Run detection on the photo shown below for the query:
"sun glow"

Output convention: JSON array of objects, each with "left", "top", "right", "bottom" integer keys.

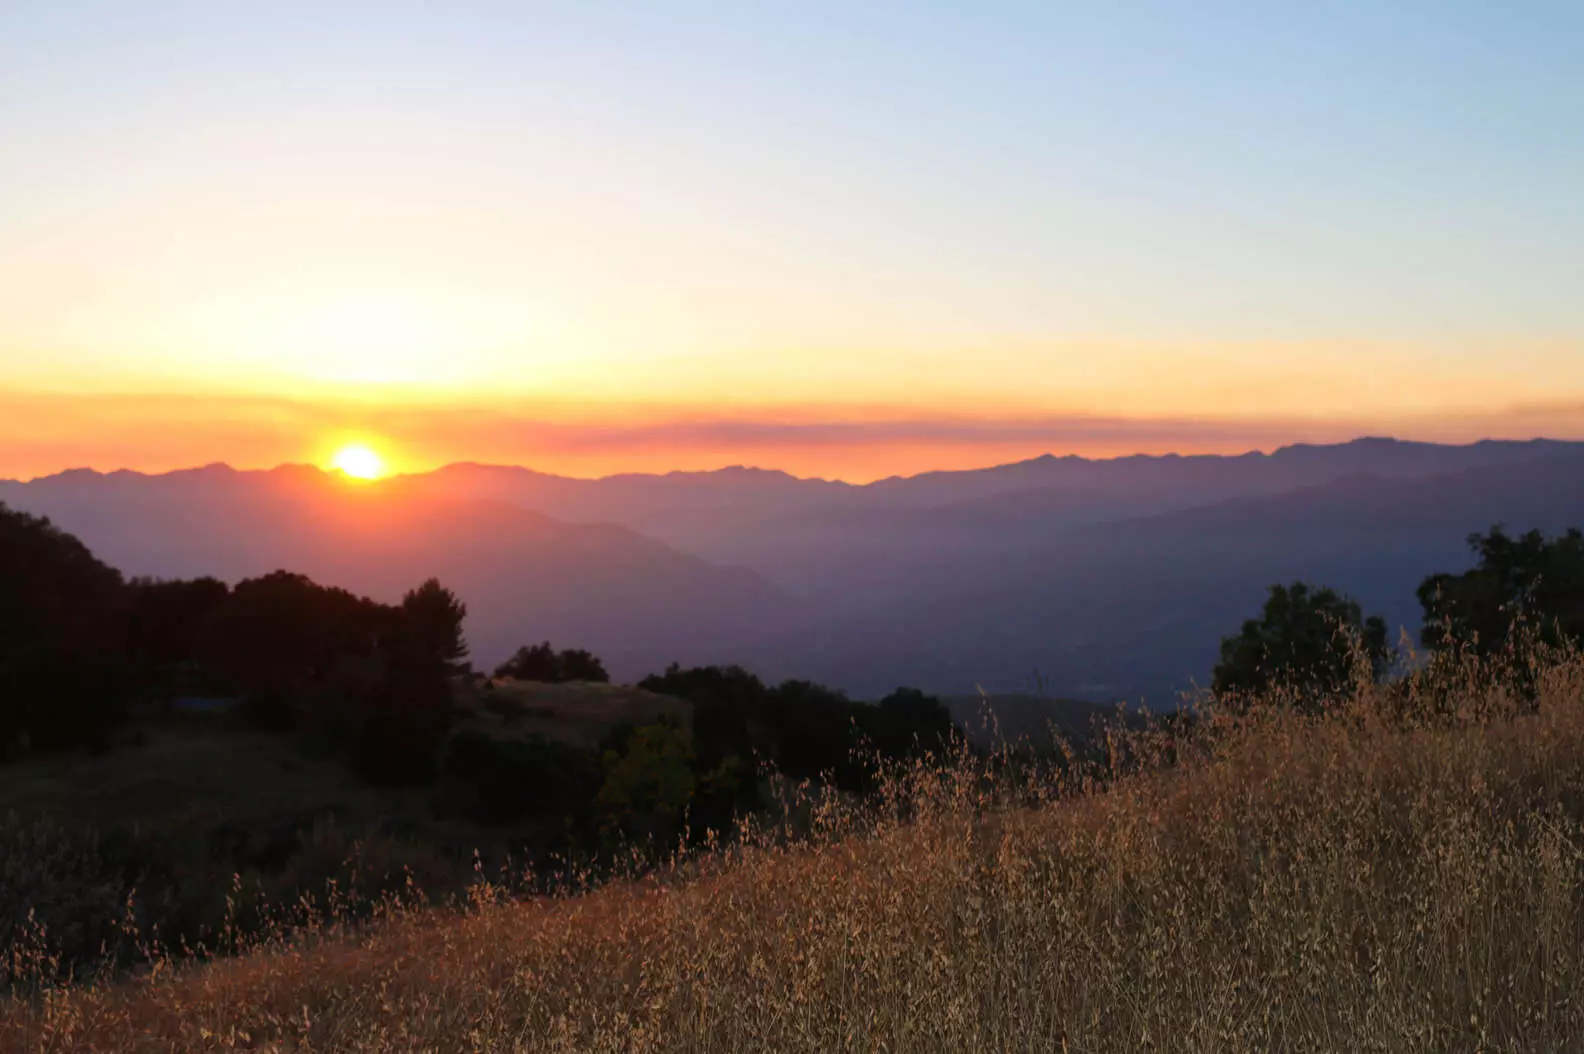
[{"left": 330, "top": 444, "right": 385, "bottom": 480}]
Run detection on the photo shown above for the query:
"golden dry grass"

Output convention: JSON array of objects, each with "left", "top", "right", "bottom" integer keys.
[{"left": 8, "top": 655, "right": 1584, "bottom": 1052}]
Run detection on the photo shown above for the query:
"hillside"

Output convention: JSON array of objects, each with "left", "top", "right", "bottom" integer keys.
[{"left": 8, "top": 655, "right": 1584, "bottom": 1051}]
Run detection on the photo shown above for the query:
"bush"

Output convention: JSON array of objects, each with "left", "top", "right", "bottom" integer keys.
[
  {"left": 1420, "top": 525, "right": 1584, "bottom": 655},
  {"left": 494, "top": 642, "right": 609, "bottom": 684},
  {"left": 1213, "top": 581, "right": 1389, "bottom": 705},
  {"left": 438, "top": 732, "right": 603, "bottom": 827}
]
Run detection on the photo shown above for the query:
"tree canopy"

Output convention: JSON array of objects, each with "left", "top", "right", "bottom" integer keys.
[
  {"left": 0, "top": 504, "right": 128, "bottom": 753},
  {"left": 1418, "top": 526, "right": 1584, "bottom": 655},
  {"left": 494, "top": 642, "right": 609, "bottom": 684},
  {"left": 1213, "top": 582, "right": 1389, "bottom": 703}
]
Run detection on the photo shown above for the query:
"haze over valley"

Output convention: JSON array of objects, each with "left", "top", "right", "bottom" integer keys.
[{"left": 10, "top": 436, "right": 1582, "bottom": 702}]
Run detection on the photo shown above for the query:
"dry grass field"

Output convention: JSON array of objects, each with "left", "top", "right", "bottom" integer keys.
[{"left": 7, "top": 652, "right": 1584, "bottom": 1052}]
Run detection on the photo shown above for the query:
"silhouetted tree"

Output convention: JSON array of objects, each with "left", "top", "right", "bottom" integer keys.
[
  {"left": 1213, "top": 582, "right": 1389, "bottom": 704},
  {"left": 494, "top": 642, "right": 609, "bottom": 683},
  {"left": 0, "top": 504, "right": 128, "bottom": 754},
  {"left": 399, "top": 578, "right": 470, "bottom": 672},
  {"left": 196, "top": 571, "right": 387, "bottom": 724},
  {"left": 639, "top": 663, "right": 768, "bottom": 770},
  {"left": 1419, "top": 526, "right": 1584, "bottom": 655},
  {"left": 123, "top": 576, "right": 230, "bottom": 696},
  {"left": 557, "top": 648, "right": 609, "bottom": 683},
  {"left": 764, "top": 679, "right": 856, "bottom": 784},
  {"left": 864, "top": 687, "right": 958, "bottom": 759}
]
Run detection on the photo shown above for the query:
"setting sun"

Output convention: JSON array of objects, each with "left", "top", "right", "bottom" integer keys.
[{"left": 329, "top": 444, "right": 385, "bottom": 480}]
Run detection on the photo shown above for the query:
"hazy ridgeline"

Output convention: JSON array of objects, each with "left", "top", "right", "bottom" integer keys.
[
  {"left": 7, "top": 647, "right": 1584, "bottom": 1052},
  {"left": 9, "top": 438, "right": 1584, "bottom": 701}
]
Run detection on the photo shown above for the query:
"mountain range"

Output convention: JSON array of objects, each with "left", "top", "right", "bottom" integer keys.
[{"left": 6, "top": 437, "right": 1583, "bottom": 703}]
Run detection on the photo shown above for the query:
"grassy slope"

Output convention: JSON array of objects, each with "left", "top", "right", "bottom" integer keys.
[
  {"left": 0, "top": 717, "right": 420, "bottom": 838},
  {"left": 0, "top": 681, "right": 684, "bottom": 839},
  {"left": 8, "top": 658, "right": 1584, "bottom": 1051},
  {"left": 453, "top": 679, "right": 689, "bottom": 750},
  {"left": 944, "top": 692, "right": 1140, "bottom": 749},
  {"left": 0, "top": 682, "right": 690, "bottom": 996}
]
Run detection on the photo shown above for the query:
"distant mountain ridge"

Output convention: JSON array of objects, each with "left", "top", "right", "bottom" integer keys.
[
  {"left": 0, "top": 465, "right": 795, "bottom": 683},
  {"left": 6, "top": 437, "right": 1583, "bottom": 700}
]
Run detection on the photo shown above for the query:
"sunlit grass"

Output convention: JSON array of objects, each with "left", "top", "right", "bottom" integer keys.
[{"left": 7, "top": 648, "right": 1584, "bottom": 1051}]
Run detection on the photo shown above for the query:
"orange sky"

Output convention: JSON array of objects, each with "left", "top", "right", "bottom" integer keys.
[
  {"left": 5, "top": 6, "right": 1584, "bottom": 481},
  {"left": 3, "top": 387, "right": 1582, "bottom": 484}
]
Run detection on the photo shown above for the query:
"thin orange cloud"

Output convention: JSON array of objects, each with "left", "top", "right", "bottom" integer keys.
[{"left": 3, "top": 389, "right": 1582, "bottom": 484}]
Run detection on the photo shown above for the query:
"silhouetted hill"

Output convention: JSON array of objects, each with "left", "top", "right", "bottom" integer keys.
[
  {"left": 0, "top": 466, "right": 793, "bottom": 682},
  {"left": 7, "top": 438, "right": 1584, "bottom": 701}
]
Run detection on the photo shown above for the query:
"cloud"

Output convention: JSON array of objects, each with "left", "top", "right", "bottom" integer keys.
[{"left": 2, "top": 389, "right": 1581, "bottom": 483}]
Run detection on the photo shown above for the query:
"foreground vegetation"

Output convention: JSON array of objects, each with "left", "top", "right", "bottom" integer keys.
[{"left": 4, "top": 646, "right": 1584, "bottom": 1051}]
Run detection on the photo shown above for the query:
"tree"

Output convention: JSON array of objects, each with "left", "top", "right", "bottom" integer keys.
[
  {"left": 123, "top": 576, "right": 230, "bottom": 695},
  {"left": 764, "top": 679, "right": 856, "bottom": 784},
  {"left": 1419, "top": 526, "right": 1584, "bottom": 655},
  {"left": 1213, "top": 582, "right": 1389, "bottom": 704},
  {"left": 494, "top": 642, "right": 609, "bottom": 683},
  {"left": 557, "top": 648, "right": 609, "bottom": 683},
  {"left": 194, "top": 571, "right": 461, "bottom": 780},
  {"left": 639, "top": 663, "right": 768, "bottom": 770},
  {"left": 864, "top": 687, "right": 958, "bottom": 759},
  {"left": 196, "top": 571, "right": 387, "bottom": 716},
  {"left": 597, "top": 719, "right": 696, "bottom": 845},
  {"left": 0, "top": 505, "right": 129, "bottom": 754},
  {"left": 399, "top": 578, "right": 469, "bottom": 671}
]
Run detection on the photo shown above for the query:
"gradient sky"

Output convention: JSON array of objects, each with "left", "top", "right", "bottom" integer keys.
[{"left": 3, "top": 2, "right": 1582, "bottom": 480}]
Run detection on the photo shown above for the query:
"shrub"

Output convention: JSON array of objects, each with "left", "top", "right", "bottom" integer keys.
[
  {"left": 438, "top": 732, "right": 603, "bottom": 827},
  {"left": 494, "top": 643, "right": 609, "bottom": 684}
]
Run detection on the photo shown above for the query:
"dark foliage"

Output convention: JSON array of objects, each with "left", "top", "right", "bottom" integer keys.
[
  {"left": 0, "top": 506, "right": 468, "bottom": 781},
  {"left": 638, "top": 663, "right": 766, "bottom": 771},
  {"left": 0, "top": 505, "right": 129, "bottom": 755},
  {"left": 763, "top": 679, "right": 857, "bottom": 784},
  {"left": 494, "top": 642, "right": 609, "bottom": 684},
  {"left": 863, "top": 687, "right": 958, "bottom": 759},
  {"left": 201, "top": 573, "right": 465, "bottom": 785},
  {"left": 1419, "top": 526, "right": 1584, "bottom": 655},
  {"left": 123, "top": 577, "right": 231, "bottom": 697},
  {"left": 439, "top": 731, "right": 603, "bottom": 827},
  {"left": 1213, "top": 582, "right": 1389, "bottom": 704},
  {"left": 640, "top": 664, "right": 956, "bottom": 798},
  {"left": 400, "top": 579, "right": 470, "bottom": 672}
]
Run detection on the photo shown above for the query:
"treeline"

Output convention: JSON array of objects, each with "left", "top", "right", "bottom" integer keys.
[
  {"left": 0, "top": 504, "right": 956, "bottom": 846},
  {"left": 443, "top": 667, "right": 955, "bottom": 846},
  {"left": 1, "top": 503, "right": 469, "bottom": 782},
  {"left": 1212, "top": 526, "right": 1584, "bottom": 703}
]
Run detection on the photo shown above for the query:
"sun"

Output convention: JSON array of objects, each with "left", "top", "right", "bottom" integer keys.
[{"left": 330, "top": 444, "right": 385, "bottom": 480}]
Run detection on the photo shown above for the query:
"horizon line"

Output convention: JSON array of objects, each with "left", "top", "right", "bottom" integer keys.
[{"left": 8, "top": 434, "right": 1580, "bottom": 488}]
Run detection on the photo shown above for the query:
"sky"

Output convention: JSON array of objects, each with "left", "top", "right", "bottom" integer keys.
[{"left": 2, "top": 1, "right": 1582, "bottom": 481}]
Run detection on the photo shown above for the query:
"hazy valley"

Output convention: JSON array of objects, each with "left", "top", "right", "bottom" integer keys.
[{"left": 9, "top": 436, "right": 1583, "bottom": 702}]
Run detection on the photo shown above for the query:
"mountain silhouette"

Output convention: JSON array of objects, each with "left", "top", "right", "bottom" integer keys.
[
  {"left": 0, "top": 464, "right": 793, "bottom": 682},
  {"left": 6, "top": 437, "right": 1583, "bottom": 699}
]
